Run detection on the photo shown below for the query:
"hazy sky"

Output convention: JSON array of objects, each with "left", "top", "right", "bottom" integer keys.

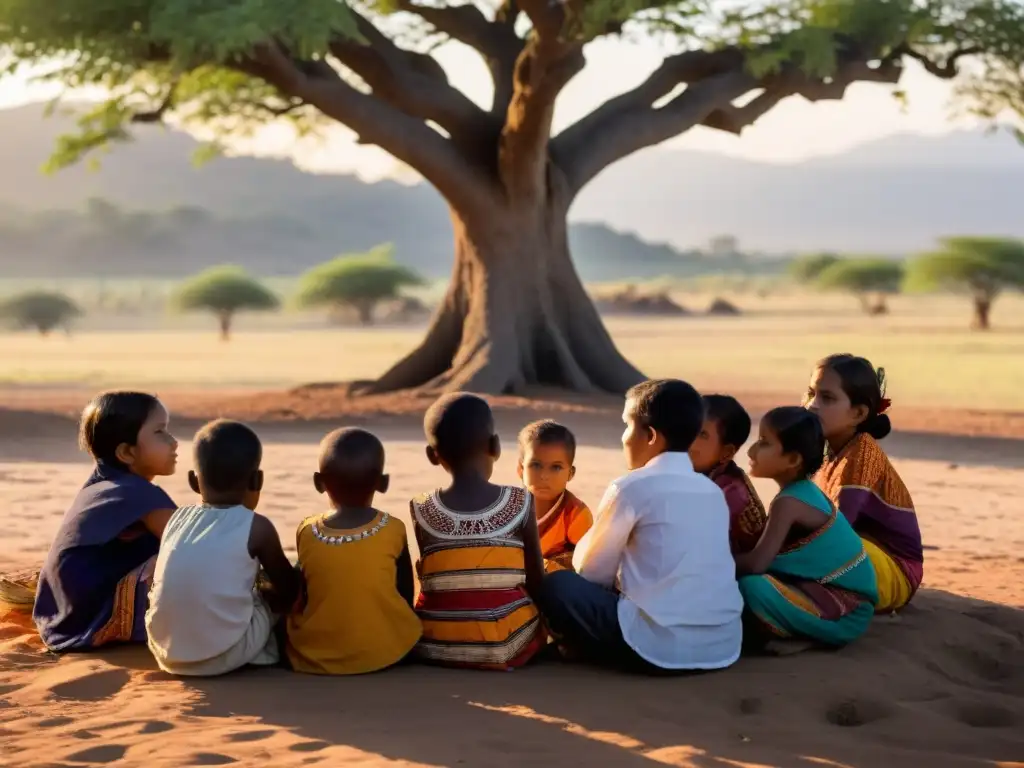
[{"left": 0, "top": 36, "right": 968, "bottom": 181}]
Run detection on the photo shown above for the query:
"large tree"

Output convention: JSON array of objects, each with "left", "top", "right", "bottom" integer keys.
[{"left": 2, "top": 0, "right": 1022, "bottom": 393}]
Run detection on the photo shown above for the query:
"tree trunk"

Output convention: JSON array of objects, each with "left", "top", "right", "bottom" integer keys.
[
  {"left": 972, "top": 295, "right": 992, "bottom": 330},
  {"left": 365, "top": 177, "right": 645, "bottom": 395},
  {"left": 218, "top": 311, "right": 233, "bottom": 342},
  {"left": 354, "top": 300, "right": 375, "bottom": 326}
]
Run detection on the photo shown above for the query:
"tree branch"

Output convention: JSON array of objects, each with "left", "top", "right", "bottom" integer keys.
[
  {"left": 240, "top": 41, "right": 499, "bottom": 215},
  {"left": 327, "top": 8, "right": 489, "bottom": 146},
  {"left": 553, "top": 45, "right": 909, "bottom": 195},
  {"left": 897, "top": 44, "right": 983, "bottom": 79},
  {"left": 393, "top": 0, "right": 524, "bottom": 115}
]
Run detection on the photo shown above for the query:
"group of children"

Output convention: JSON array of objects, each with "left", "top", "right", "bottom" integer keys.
[{"left": 30, "top": 353, "right": 923, "bottom": 677}]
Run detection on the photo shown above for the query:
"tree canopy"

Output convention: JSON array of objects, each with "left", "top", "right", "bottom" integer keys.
[
  {"left": 788, "top": 252, "right": 842, "bottom": 283},
  {"left": 0, "top": 290, "right": 81, "bottom": 334},
  {"left": 905, "top": 236, "right": 1024, "bottom": 328},
  {"left": 816, "top": 256, "right": 904, "bottom": 313},
  {"left": 173, "top": 265, "right": 279, "bottom": 339},
  {"left": 294, "top": 245, "right": 422, "bottom": 324}
]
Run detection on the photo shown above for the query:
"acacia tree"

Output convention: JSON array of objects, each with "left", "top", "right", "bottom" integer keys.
[
  {"left": 788, "top": 252, "right": 842, "bottom": 284},
  {"left": 3, "top": 0, "right": 1022, "bottom": 393},
  {"left": 0, "top": 291, "right": 81, "bottom": 335},
  {"left": 905, "top": 236, "right": 1024, "bottom": 329},
  {"left": 295, "top": 246, "right": 423, "bottom": 325},
  {"left": 816, "top": 257, "right": 904, "bottom": 314},
  {"left": 173, "top": 266, "right": 279, "bottom": 340}
]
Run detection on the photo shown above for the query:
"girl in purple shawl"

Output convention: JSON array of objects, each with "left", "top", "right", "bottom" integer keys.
[{"left": 33, "top": 392, "right": 178, "bottom": 651}]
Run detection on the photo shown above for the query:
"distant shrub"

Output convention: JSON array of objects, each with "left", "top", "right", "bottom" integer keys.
[{"left": 0, "top": 291, "right": 82, "bottom": 335}]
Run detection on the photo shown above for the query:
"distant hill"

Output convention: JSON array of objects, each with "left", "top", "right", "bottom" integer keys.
[{"left": 0, "top": 102, "right": 1022, "bottom": 280}]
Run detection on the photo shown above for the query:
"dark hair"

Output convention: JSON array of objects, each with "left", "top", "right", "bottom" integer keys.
[
  {"left": 818, "top": 353, "right": 891, "bottom": 440},
  {"left": 625, "top": 379, "right": 704, "bottom": 452},
  {"left": 192, "top": 419, "right": 262, "bottom": 493},
  {"left": 319, "top": 427, "right": 385, "bottom": 489},
  {"left": 702, "top": 394, "right": 751, "bottom": 448},
  {"left": 79, "top": 391, "right": 162, "bottom": 466},
  {"left": 518, "top": 420, "right": 577, "bottom": 462},
  {"left": 424, "top": 393, "right": 495, "bottom": 465},
  {"left": 762, "top": 406, "right": 825, "bottom": 477}
]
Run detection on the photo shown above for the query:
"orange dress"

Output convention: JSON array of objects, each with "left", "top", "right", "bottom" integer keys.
[{"left": 537, "top": 490, "right": 593, "bottom": 572}]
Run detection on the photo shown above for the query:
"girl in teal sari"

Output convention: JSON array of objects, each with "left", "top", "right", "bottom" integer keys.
[{"left": 737, "top": 407, "right": 877, "bottom": 648}]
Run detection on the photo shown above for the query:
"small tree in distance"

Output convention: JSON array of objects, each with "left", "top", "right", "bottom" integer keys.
[
  {"left": 0, "top": 291, "right": 82, "bottom": 335},
  {"left": 295, "top": 246, "right": 423, "bottom": 326},
  {"left": 816, "top": 258, "right": 905, "bottom": 315},
  {"left": 173, "top": 266, "right": 279, "bottom": 341},
  {"left": 905, "top": 237, "right": 1024, "bottom": 330},
  {"left": 788, "top": 253, "right": 842, "bottom": 285}
]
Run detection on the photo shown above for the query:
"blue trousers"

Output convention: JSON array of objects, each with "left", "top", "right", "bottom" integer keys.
[{"left": 541, "top": 570, "right": 674, "bottom": 675}]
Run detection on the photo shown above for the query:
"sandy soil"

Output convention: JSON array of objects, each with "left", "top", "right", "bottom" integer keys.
[{"left": 1, "top": 398, "right": 1022, "bottom": 767}]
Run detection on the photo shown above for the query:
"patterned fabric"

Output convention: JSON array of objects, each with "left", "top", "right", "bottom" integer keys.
[
  {"left": 537, "top": 490, "right": 593, "bottom": 573},
  {"left": 709, "top": 461, "right": 767, "bottom": 555},
  {"left": 33, "top": 462, "right": 174, "bottom": 652},
  {"left": 815, "top": 433, "right": 923, "bottom": 612},
  {"left": 739, "top": 479, "right": 878, "bottom": 647},
  {"left": 412, "top": 486, "right": 545, "bottom": 670}
]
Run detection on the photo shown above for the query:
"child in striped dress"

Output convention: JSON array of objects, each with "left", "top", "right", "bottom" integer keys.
[{"left": 411, "top": 394, "right": 546, "bottom": 670}]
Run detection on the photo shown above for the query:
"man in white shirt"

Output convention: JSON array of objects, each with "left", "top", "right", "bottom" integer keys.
[{"left": 540, "top": 379, "right": 744, "bottom": 673}]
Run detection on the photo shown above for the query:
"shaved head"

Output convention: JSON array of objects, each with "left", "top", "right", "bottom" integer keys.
[{"left": 318, "top": 428, "right": 385, "bottom": 498}]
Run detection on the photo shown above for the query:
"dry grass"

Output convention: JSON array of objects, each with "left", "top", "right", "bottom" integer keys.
[{"left": 1, "top": 292, "right": 1021, "bottom": 411}]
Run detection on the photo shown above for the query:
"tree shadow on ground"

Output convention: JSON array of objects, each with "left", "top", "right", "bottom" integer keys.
[{"left": 93, "top": 590, "right": 1023, "bottom": 768}]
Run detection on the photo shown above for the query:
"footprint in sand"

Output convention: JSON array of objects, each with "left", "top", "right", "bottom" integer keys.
[
  {"left": 188, "top": 754, "right": 238, "bottom": 765},
  {"left": 948, "top": 702, "right": 1019, "bottom": 729},
  {"left": 825, "top": 698, "right": 893, "bottom": 727},
  {"left": 289, "top": 740, "right": 331, "bottom": 753},
  {"left": 138, "top": 720, "right": 175, "bottom": 734},
  {"left": 65, "top": 743, "right": 128, "bottom": 763},
  {"left": 37, "top": 715, "right": 75, "bottom": 728},
  {"left": 50, "top": 668, "right": 130, "bottom": 702},
  {"left": 226, "top": 729, "right": 276, "bottom": 743}
]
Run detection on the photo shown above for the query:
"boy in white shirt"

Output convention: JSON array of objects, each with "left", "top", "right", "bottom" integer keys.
[{"left": 541, "top": 379, "right": 744, "bottom": 673}]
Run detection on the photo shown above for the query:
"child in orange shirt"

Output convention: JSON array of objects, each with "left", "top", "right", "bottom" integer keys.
[{"left": 517, "top": 421, "right": 593, "bottom": 572}]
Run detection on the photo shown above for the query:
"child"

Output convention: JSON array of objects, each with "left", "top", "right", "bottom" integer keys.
[
  {"left": 689, "top": 394, "right": 767, "bottom": 555},
  {"left": 541, "top": 379, "right": 744, "bottom": 673},
  {"left": 736, "top": 407, "right": 878, "bottom": 648},
  {"left": 411, "top": 393, "right": 546, "bottom": 670},
  {"left": 146, "top": 419, "right": 300, "bottom": 676},
  {"left": 286, "top": 428, "right": 421, "bottom": 675},
  {"left": 33, "top": 391, "right": 178, "bottom": 652},
  {"left": 805, "top": 354, "right": 922, "bottom": 613},
  {"left": 517, "top": 420, "right": 593, "bottom": 572}
]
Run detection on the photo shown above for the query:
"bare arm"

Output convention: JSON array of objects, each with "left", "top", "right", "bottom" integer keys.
[
  {"left": 396, "top": 542, "right": 415, "bottom": 608},
  {"left": 735, "top": 496, "right": 830, "bottom": 576},
  {"left": 521, "top": 495, "right": 546, "bottom": 600},
  {"left": 248, "top": 514, "right": 301, "bottom": 614},
  {"left": 140, "top": 508, "right": 176, "bottom": 539}
]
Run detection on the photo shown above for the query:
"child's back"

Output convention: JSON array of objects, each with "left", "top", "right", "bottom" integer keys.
[
  {"left": 412, "top": 394, "right": 546, "bottom": 670},
  {"left": 288, "top": 511, "right": 421, "bottom": 674},
  {"left": 147, "top": 503, "right": 257, "bottom": 664}
]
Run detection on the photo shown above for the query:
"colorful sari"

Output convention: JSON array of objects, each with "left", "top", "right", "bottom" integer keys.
[
  {"left": 411, "top": 486, "right": 545, "bottom": 670},
  {"left": 815, "top": 433, "right": 922, "bottom": 613},
  {"left": 31, "top": 462, "right": 175, "bottom": 652},
  {"left": 537, "top": 490, "right": 593, "bottom": 572},
  {"left": 739, "top": 480, "right": 877, "bottom": 647},
  {"left": 709, "top": 461, "right": 767, "bottom": 555}
]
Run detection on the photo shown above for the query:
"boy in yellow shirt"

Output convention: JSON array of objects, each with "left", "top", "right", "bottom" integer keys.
[{"left": 286, "top": 428, "right": 421, "bottom": 674}]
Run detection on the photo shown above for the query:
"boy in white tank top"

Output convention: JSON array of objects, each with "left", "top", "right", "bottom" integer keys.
[{"left": 146, "top": 420, "right": 300, "bottom": 676}]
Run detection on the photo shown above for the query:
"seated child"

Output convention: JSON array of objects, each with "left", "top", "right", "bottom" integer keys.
[
  {"left": 286, "top": 428, "right": 421, "bottom": 674},
  {"left": 737, "top": 407, "right": 878, "bottom": 648},
  {"left": 146, "top": 420, "right": 300, "bottom": 676},
  {"left": 806, "top": 353, "right": 922, "bottom": 613},
  {"left": 517, "top": 420, "right": 593, "bottom": 572},
  {"left": 689, "top": 394, "right": 767, "bottom": 554},
  {"left": 34, "top": 391, "right": 178, "bottom": 651},
  {"left": 541, "top": 379, "right": 744, "bottom": 673},
  {"left": 411, "top": 393, "right": 546, "bottom": 670}
]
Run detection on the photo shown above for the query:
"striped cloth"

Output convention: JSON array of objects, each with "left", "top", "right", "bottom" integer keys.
[{"left": 411, "top": 486, "right": 545, "bottom": 670}]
